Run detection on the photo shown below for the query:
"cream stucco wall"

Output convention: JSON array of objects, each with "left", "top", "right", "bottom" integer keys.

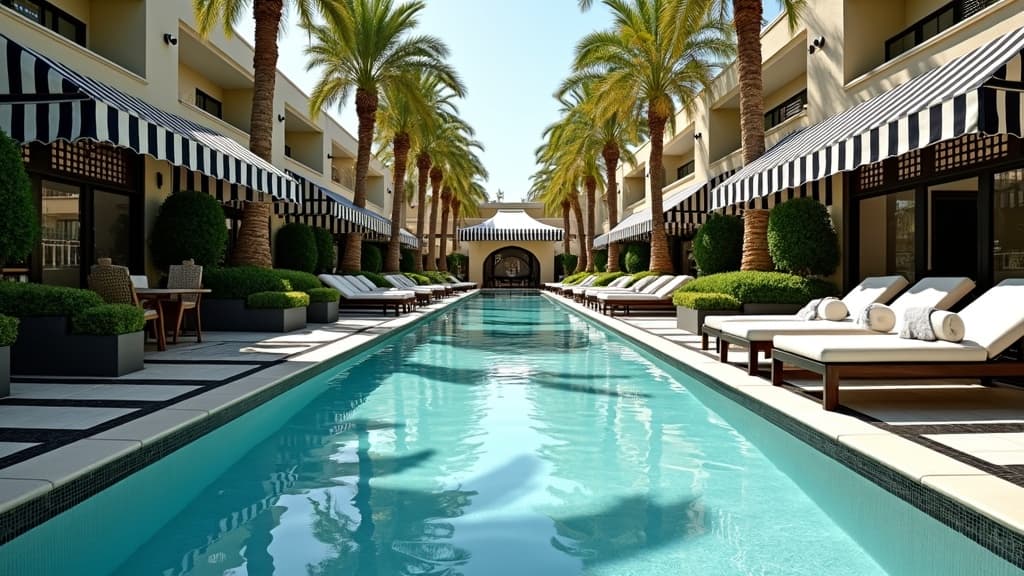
[{"left": 464, "top": 241, "right": 558, "bottom": 285}]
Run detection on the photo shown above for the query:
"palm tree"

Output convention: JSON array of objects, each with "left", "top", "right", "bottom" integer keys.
[
  {"left": 305, "top": 0, "right": 463, "bottom": 272},
  {"left": 435, "top": 142, "right": 487, "bottom": 272},
  {"left": 528, "top": 160, "right": 588, "bottom": 273},
  {"left": 565, "top": 0, "right": 732, "bottom": 272},
  {"left": 423, "top": 122, "right": 482, "bottom": 271},
  {"left": 418, "top": 115, "right": 474, "bottom": 271},
  {"left": 451, "top": 180, "right": 486, "bottom": 254}
]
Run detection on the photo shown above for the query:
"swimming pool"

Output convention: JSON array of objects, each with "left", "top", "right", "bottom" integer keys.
[{"left": 2, "top": 293, "right": 1021, "bottom": 575}]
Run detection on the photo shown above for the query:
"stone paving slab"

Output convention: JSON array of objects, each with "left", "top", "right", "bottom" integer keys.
[{"left": 0, "top": 406, "right": 137, "bottom": 430}]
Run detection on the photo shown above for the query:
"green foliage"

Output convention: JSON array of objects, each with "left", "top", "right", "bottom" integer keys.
[
  {"left": 446, "top": 253, "right": 468, "bottom": 273},
  {"left": 149, "top": 191, "right": 227, "bottom": 269},
  {"left": 768, "top": 197, "right": 841, "bottom": 277},
  {"left": 692, "top": 214, "right": 743, "bottom": 275},
  {"left": 592, "top": 271, "right": 627, "bottom": 287},
  {"left": 672, "top": 291, "right": 742, "bottom": 310},
  {"left": 404, "top": 272, "right": 431, "bottom": 285},
  {"left": 361, "top": 243, "right": 383, "bottom": 273},
  {"left": 561, "top": 272, "right": 591, "bottom": 285},
  {"left": 246, "top": 291, "right": 310, "bottom": 309},
  {"left": 622, "top": 243, "right": 650, "bottom": 273},
  {"left": 71, "top": 304, "right": 145, "bottom": 335},
  {"left": 204, "top": 267, "right": 287, "bottom": 299},
  {"left": 306, "top": 287, "right": 340, "bottom": 303},
  {"left": 560, "top": 253, "right": 578, "bottom": 274},
  {"left": 312, "top": 228, "right": 336, "bottom": 274},
  {"left": 623, "top": 270, "right": 660, "bottom": 287},
  {"left": 0, "top": 314, "right": 18, "bottom": 347},
  {"left": 422, "top": 271, "right": 449, "bottom": 284},
  {"left": 0, "top": 129, "right": 39, "bottom": 265},
  {"left": 400, "top": 250, "right": 416, "bottom": 272},
  {"left": 678, "top": 271, "right": 837, "bottom": 305},
  {"left": 592, "top": 250, "right": 608, "bottom": 272},
  {"left": 0, "top": 283, "right": 104, "bottom": 317},
  {"left": 274, "top": 223, "right": 318, "bottom": 273},
  {"left": 358, "top": 271, "right": 391, "bottom": 287},
  {"left": 270, "top": 269, "right": 322, "bottom": 292}
]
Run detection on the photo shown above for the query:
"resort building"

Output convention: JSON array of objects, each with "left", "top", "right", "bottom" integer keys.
[
  {"left": 0, "top": 0, "right": 396, "bottom": 286},
  {"left": 605, "top": 0, "right": 1024, "bottom": 291},
  {"left": 456, "top": 203, "right": 570, "bottom": 287}
]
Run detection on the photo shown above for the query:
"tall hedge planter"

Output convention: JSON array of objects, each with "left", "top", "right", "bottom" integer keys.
[
  {"left": 12, "top": 316, "right": 143, "bottom": 377},
  {"left": 201, "top": 300, "right": 307, "bottom": 333},
  {"left": 0, "top": 315, "right": 17, "bottom": 397},
  {"left": 673, "top": 292, "right": 742, "bottom": 335}
]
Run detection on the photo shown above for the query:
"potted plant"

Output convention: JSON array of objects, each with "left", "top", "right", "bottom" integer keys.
[
  {"left": 306, "top": 287, "right": 340, "bottom": 323},
  {"left": 673, "top": 291, "right": 742, "bottom": 335},
  {"left": 0, "top": 314, "right": 17, "bottom": 397},
  {"left": 68, "top": 304, "right": 146, "bottom": 376},
  {"left": 675, "top": 271, "right": 837, "bottom": 315},
  {"left": 201, "top": 267, "right": 314, "bottom": 332}
]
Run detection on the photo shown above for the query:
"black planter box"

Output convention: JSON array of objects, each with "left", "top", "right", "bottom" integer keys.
[
  {"left": 0, "top": 346, "right": 8, "bottom": 398},
  {"left": 307, "top": 301, "right": 339, "bottom": 324},
  {"left": 742, "top": 303, "right": 803, "bottom": 315},
  {"left": 676, "top": 307, "right": 738, "bottom": 334},
  {"left": 202, "top": 299, "right": 307, "bottom": 332},
  {"left": 12, "top": 316, "right": 144, "bottom": 377}
]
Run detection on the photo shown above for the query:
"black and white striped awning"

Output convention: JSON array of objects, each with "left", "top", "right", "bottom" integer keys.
[
  {"left": 459, "top": 210, "right": 563, "bottom": 242},
  {"left": 594, "top": 180, "right": 706, "bottom": 248},
  {"left": 0, "top": 33, "right": 299, "bottom": 203},
  {"left": 712, "top": 25, "right": 1024, "bottom": 210}
]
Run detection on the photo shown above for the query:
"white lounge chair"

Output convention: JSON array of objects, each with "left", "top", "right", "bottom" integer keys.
[
  {"left": 570, "top": 275, "right": 633, "bottom": 301},
  {"left": 582, "top": 275, "right": 670, "bottom": 309},
  {"left": 771, "top": 279, "right": 1024, "bottom": 410},
  {"left": 318, "top": 274, "right": 416, "bottom": 316},
  {"left": 557, "top": 274, "right": 599, "bottom": 295},
  {"left": 386, "top": 274, "right": 449, "bottom": 299},
  {"left": 445, "top": 275, "right": 477, "bottom": 291},
  {"left": 544, "top": 274, "right": 595, "bottom": 292},
  {"left": 597, "top": 275, "right": 694, "bottom": 316}
]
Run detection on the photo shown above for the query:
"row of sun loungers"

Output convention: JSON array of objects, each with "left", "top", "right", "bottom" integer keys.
[
  {"left": 318, "top": 274, "right": 476, "bottom": 316},
  {"left": 545, "top": 273, "right": 694, "bottom": 316}
]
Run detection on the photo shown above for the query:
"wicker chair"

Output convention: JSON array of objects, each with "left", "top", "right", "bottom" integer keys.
[
  {"left": 166, "top": 259, "right": 204, "bottom": 343},
  {"left": 88, "top": 259, "right": 165, "bottom": 350}
]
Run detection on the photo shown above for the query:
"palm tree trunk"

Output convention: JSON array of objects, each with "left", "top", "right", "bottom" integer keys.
[
  {"left": 452, "top": 202, "right": 461, "bottom": 253},
  {"left": 414, "top": 152, "right": 431, "bottom": 272},
  {"left": 385, "top": 132, "right": 411, "bottom": 272},
  {"left": 602, "top": 142, "right": 621, "bottom": 273},
  {"left": 231, "top": 201, "right": 272, "bottom": 268},
  {"left": 561, "top": 200, "right": 572, "bottom": 258},
  {"left": 648, "top": 109, "right": 672, "bottom": 272},
  {"left": 342, "top": 87, "right": 379, "bottom": 272},
  {"left": 426, "top": 167, "right": 442, "bottom": 270},
  {"left": 248, "top": 0, "right": 283, "bottom": 162},
  {"left": 570, "top": 192, "right": 587, "bottom": 273},
  {"left": 584, "top": 174, "right": 597, "bottom": 272},
  {"left": 438, "top": 188, "right": 452, "bottom": 272},
  {"left": 735, "top": 0, "right": 765, "bottom": 164}
]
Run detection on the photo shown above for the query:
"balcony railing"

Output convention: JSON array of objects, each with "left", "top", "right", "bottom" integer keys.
[{"left": 42, "top": 239, "right": 80, "bottom": 269}]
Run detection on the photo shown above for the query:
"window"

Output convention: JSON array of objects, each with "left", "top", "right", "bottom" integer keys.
[
  {"left": 764, "top": 91, "right": 807, "bottom": 130},
  {"left": 285, "top": 144, "right": 293, "bottom": 158},
  {"left": 194, "top": 89, "right": 223, "bottom": 119},
  {"left": 858, "top": 190, "right": 916, "bottom": 283},
  {"left": 2, "top": 0, "right": 85, "bottom": 46},
  {"left": 675, "top": 160, "right": 695, "bottom": 181},
  {"left": 994, "top": 169, "right": 1024, "bottom": 282},
  {"left": 885, "top": 0, "right": 994, "bottom": 61}
]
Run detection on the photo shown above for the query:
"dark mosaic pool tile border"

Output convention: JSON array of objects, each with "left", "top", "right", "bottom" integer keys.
[
  {"left": 0, "top": 295, "right": 474, "bottom": 546},
  {"left": 542, "top": 295, "right": 1024, "bottom": 570}
]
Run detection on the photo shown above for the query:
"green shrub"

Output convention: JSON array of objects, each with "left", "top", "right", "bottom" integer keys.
[
  {"left": 149, "top": 191, "right": 227, "bottom": 269},
  {"left": 768, "top": 197, "right": 840, "bottom": 277},
  {"left": 401, "top": 250, "right": 417, "bottom": 272},
  {"left": 592, "top": 250, "right": 608, "bottom": 272},
  {"left": 270, "top": 269, "right": 321, "bottom": 292},
  {"left": 246, "top": 291, "right": 310, "bottom": 309},
  {"left": 361, "top": 243, "right": 383, "bottom": 273},
  {"left": 678, "top": 271, "right": 837, "bottom": 304},
  {"left": 306, "top": 287, "right": 340, "bottom": 303},
  {"left": 622, "top": 243, "right": 650, "bottom": 273},
  {"left": 623, "top": 270, "right": 660, "bottom": 287},
  {"left": 560, "top": 253, "right": 578, "bottom": 274},
  {"left": 0, "top": 283, "right": 104, "bottom": 317},
  {"left": 274, "top": 223, "right": 317, "bottom": 273},
  {"left": 422, "top": 271, "right": 448, "bottom": 284},
  {"left": 0, "top": 129, "right": 39, "bottom": 266},
  {"left": 71, "top": 304, "right": 145, "bottom": 335},
  {"left": 0, "top": 314, "right": 18, "bottom": 347},
  {"left": 593, "top": 271, "right": 627, "bottom": 287},
  {"left": 672, "top": 291, "right": 742, "bottom": 310},
  {"left": 204, "top": 267, "right": 287, "bottom": 299},
  {"left": 692, "top": 214, "right": 743, "bottom": 275},
  {"left": 561, "top": 272, "right": 591, "bottom": 285},
  {"left": 358, "top": 271, "right": 391, "bottom": 288},
  {"left": 446, "top": 252, "right": 468, "bottom": 273},
  {"left": 404, "top": 272, "right": 431, "bottom": 285},
  {"left": 312, "top": 228, "right": 336, "bottom": 274}
]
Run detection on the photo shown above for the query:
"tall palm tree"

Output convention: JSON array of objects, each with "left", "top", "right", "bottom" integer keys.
[
  {"left": 565, "top": 0, "right": 732, "bottom": 272},
  {"left": 418, "top": 115, "right": 474, "bottom": 271},
  {"left": 423, "top": 123, "right": 482, "bottom": 271},
  {"left": 529, "top": 159, "right": 588, "bottom": 273},
  {"left": 436, "top": 142, "right": 487, "bottom": 272},
  {"left": 451, "top": 180, "right": 486, "bottom": 254},
  {"left": 305, "top": 0, "right": 463, "bottom": 272}
]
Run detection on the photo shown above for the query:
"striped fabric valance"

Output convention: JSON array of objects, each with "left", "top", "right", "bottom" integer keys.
[
  {"left": 459, "top": 210, "right": 563, "bottom": 242},
  {"left": 712, "top": 25, "right": 1024, "bottom": 210},
  {"left": 0, "top": 33, "right": 298, "bottom": 203},
  {"left": 594, "top": 180, "right": 706, "bottom": 248}
]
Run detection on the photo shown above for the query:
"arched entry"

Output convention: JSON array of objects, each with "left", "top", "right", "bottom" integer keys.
[{"left": 483, "top": 246, "right": 540, "bottom": 288}]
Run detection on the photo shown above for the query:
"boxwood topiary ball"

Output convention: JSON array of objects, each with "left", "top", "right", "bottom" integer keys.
[
  {"left": 150, "top": 191, "right": 228, "bottom": 269},
  {"left": 692, "top": 214, "right": 743, "bottom": 275},
  {"left": 768, "top": 197, "right": 840, "bottom": 277},
  {"left": 275, "top": 223, "right": 318, "bottom": 274}
]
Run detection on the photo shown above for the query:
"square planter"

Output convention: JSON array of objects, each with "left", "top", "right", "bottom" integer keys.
[
  {"left": 676, "top": 307, "right": 738, "bottom": 335},
  {"left": 0, "top": 346, "right": 8, "bottom": 398},
  {"left": 11, "top": 316, "right": 69, "bottom": 375},
  {"left": 742, "top": 303, "right": 804, "bottom": 315},
  {"left": 202, "top": 299, "right": 307, "bottom": 333},
  {"left": 307, "top": 301, "right": 339, "bottom": 324},
  {"left": 65, "top": 332, "right": 144, "bottom": 377},
  {"left": 11, "top": 316, "right": 143, "bottom": 377}
]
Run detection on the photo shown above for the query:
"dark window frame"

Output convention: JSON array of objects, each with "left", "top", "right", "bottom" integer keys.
[
  {"left": 675, "top": 160, "right": 695, "bottom": 181},
  {"left": 884, "top": 0, "right": 994, "bottom": 61},
  {"left": 194, "top": 89, "right": 223, "bottom": 119},
  {"left": 764, "top": 90, "right": 807, "bottom": 131},
  {"left": 2, "top": 0, "right": 86, "bottom": 46}
]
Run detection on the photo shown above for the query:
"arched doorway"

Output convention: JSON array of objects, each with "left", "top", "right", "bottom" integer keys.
[{"left": 483, "top": 246, "right": 540, "bottom": 288}]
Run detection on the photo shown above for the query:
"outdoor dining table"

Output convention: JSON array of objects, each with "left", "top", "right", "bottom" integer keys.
[{"left": 135, "top": 288, "right": 212, "bottom": 345}]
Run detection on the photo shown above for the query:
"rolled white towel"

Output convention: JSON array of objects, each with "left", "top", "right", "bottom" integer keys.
[
  {"left": 856, "top": 303, "right": 896, "bottom": 333},
  {"left": 930, "top": 310, "right": 965, "bottom": 343},
  {"left": 817, "top": 298, "right": 849, "bottom": 321}
]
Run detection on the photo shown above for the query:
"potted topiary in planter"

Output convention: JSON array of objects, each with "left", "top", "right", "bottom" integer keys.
[
  {"left": 69, "top": 304, "right": 146, "bottom": 376},
  {"left": 673, "top": 291, "right": 742, "bottom": 334},
  {"left": 150, "top": 190, "right": 228, "bottom": 269},
  {"left": 245, "top": 291, "right": 311, "bottom": 332},
  {"left": 306, "top": 287, "right": 340, "bottom": 323},
  {"left": 0, "top": 314, "right": 18, "bottom": 397},
  {"left": 201, "top": 267, "right": 315, "bottom": 332},
  {"left": 693, "top": 214, "right": 743, "bottom": 275},
  {"left": 275, "top": 222, "right": 318, "bottom": 273}
]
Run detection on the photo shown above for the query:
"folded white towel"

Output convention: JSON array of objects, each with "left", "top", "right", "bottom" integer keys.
[
  {"left": 900, "top": 307, "right": 937, "bottom": 341},
  {"left": 817, "top": 298, "right": 848, "bottom": 321},
  {"left": 930, "top": 310, "right": 965, "bottom": 343},
  {"left": 856, "top": 303, "right": 896, "bottom": 333},
  {"left": 796, "top": 298, "right": 823, "bottom": 320}
]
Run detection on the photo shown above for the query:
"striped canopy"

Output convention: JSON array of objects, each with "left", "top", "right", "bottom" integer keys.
[
  {"left": 712, "top": 25, "right": 1024, "bottom": 210},
  {"left": 594, "top": 179, "right": 706, "bottom": 248},
  {"left": 459, "top": 210, "right": 563, "bottom": 242},
  {"left": 0, "top": 33, "right": 299, "bottom": 203}
]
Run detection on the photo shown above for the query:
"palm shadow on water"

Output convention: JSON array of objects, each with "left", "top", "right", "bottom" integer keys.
[{"left": 396, "top": 362, "right": 651, "bottom": 399}]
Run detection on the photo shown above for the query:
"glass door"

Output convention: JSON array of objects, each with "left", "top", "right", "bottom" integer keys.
[
  {"left": 858, "top": 190, "right": 917, "bottom": 283},
  {"left": 92, "top": 189, "right": 133, "bottom": 267},
  {"left": 994, "top": 169, "right": 1024, "bottom": 282},
  {"left": 39, "top": 179, "right": 82, "bottom": 287}
]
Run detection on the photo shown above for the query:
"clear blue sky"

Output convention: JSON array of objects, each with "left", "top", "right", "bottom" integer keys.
[{"left": 241, "top": 1, "right": 781, "bottom": 202}]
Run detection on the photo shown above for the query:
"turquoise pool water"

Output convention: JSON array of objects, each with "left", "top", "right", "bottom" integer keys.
[{"left": 2, "top": 293, "right": 1021, "bottom": 575}]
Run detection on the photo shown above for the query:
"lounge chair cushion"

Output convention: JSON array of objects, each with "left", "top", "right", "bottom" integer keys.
[
  {"left": 773, "top": 334, "right": 988, "bottom": 363},
  {"left": 890, "top": 277, "right": 974, "bottom": 314},
  {"left": 721, "top": 319, "right": 872, "bottom": 340},
  {"left": 958, "top": 279, "right": 1024, "bottom": 358},
  {"left": 703, "top": 314, "right": 795, "bottom": 331},
  {"left": 840, "top": 275, "right": 909, "bottom": 314}
]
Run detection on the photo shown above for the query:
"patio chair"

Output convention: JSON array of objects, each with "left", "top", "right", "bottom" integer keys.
[
  {"left": 88, "top": 259, "right": 165, "bottom": 351},
  {"left": 350, "top": 275, "right": 429, "bottom": 306},
  {"left": 770, "top": 279, "right": 1024, "bottom": 411},
  {"left": 557, "top": 274, "right": 599, "bottom": 296},
  {"left": 717, "top": 276, "right": 975, "bottom": 375},
  {"left": 543, "top": 273, "right": 595, "bottom": 292},
  {"left": 386, "top": 274, "right": 450, "bottom": 298},
  {"left": 582, "top": 275, "right": 668, "bottom": 309},
  {"left": 700, "top": 275, "right": 910, "bottom": 350},
  {"left": 570, "top": 275, "right": 632, "bottom": 302},
  {"left": 318, "top": 274, "right": 416, "bottom": 316},
  {"left": 445, "top": 274, "right": 477, "bottom": 291},
  {"left": 597, "top": 275, "right": 695, "bottom": 316},
  {"left": 166, "top": 259, "right": 204, "bottom": 344}
]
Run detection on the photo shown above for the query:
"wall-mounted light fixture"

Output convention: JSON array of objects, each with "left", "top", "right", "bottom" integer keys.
[
  {"left": 327, "top": 153, "right": 336, "bottom": 159},
  {"left": 694, "top": 132, "right": 703, "bottom": 140},
  {"left": 277, "top": 114, "right": 286, "bottom": 122},
  {"left": 163, "top": 33, "right": 178, "bottom": 46},
  {"left": 808, "top": 35, "right": 825, "bottom": 54}
]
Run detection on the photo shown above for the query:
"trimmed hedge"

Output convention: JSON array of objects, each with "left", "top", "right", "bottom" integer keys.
[
  {"left": 623, "top": 243, "right": 649, "bottom": 273},
  {"left": 560, "top": 253, "right": 578, "bottom": 274},
  {"left": 246, "top": 291, "right": 310, "bottom": 309},
  {"left": 361, "top": 243, "right": 383, "bottom": 273},
  {"left": 592, "top": 271, "right": 627, "bottom": 287},
  {"left": 275, "top": 223, "right": 317, "bottom": 273},
  {"left": 446, "top": 252, "right": 468, "bottom": 273},
  {"left": 404, "top": 272, "right": 431, "bottom": 285},
  {"left": 692, "top": 214, "right": 743, "bottom": 275},
  {"left": 401, "top": 250, "right": 417, "bottom": 272},
  {"left": 306, "top": 287, "right": 340, "bottom": 303},
  {"left": 592, "top": 250, "right": 608, "bottom": 272},
  {"left": 204, "top": 267, "right": 286, "bottom": 299},
  {"left": 0, "top": 283, "right": 104, "bottom": 317},
  {"left": 422, "top": 271, "right": 449, "bottom": 284},
  {"left": 0, "top": 128, "right": 39, "bottom": 266},
  {"left": 677, "top": 271, "right": 837, "bottom": 305},
  {"left": 312, "top": 228, "right": 336, "bottom": 274},
  {"left": 672, "top": 291, "right": 742, "bottom": 310},
  {"left": 768, "top": 197, "right": 840, "bottom": 277},
  {"left": 623, "top": 270, "right": 660, "bottom": 287},
  {"left": 358, "top": 271, "right": 391, "bottom": 288},
  {"left": 71, "top": 304, "right": 146, "bottom": 335},
  {"left": 271, "top": 269, "right": 321, "bottom": 292},
  {"left": 561, "top": 272, "right": 591, "bottom": 285},
  {"left": 149, "top": 191, "right": 227, "bottom": 269},
  {"left": 0, "top": 314, "right": 18, "bottom": 347}
]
